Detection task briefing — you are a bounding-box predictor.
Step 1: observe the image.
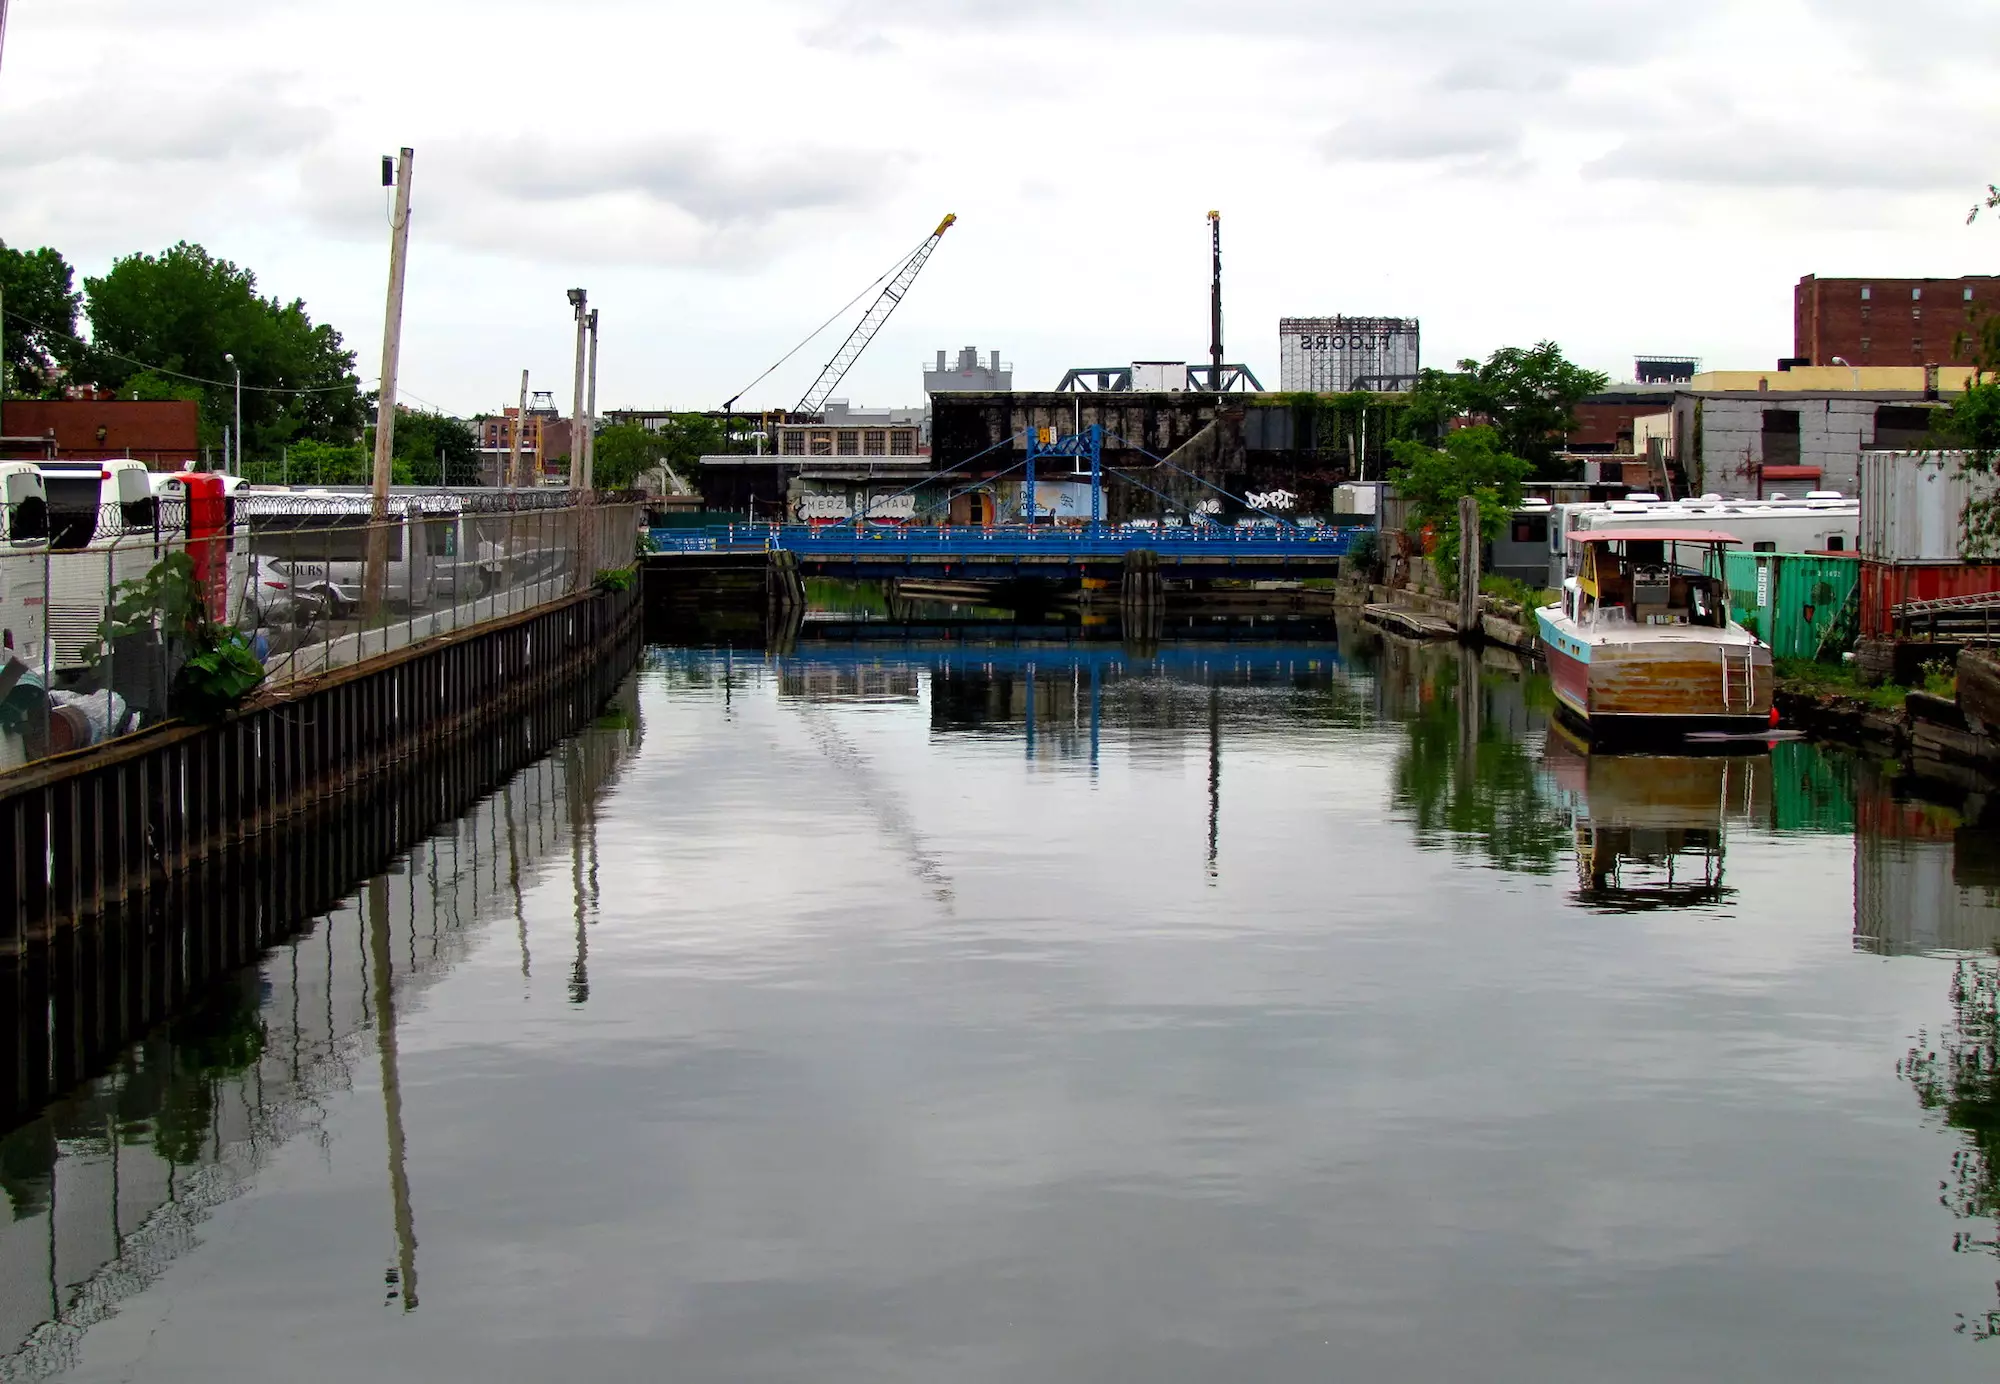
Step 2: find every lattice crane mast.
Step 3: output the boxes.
[793,213,955,418]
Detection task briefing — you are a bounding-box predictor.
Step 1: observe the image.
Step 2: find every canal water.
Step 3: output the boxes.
[4,612,2000,1380]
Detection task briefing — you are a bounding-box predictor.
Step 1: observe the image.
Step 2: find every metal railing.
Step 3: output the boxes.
[0,500,641,773]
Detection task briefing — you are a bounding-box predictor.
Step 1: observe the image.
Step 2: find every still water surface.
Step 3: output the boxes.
[4,616,2000,1380]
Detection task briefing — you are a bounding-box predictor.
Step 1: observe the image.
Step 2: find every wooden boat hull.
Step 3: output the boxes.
[1538,609,1773,737]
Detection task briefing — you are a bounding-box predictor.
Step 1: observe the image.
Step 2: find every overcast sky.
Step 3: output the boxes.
[2,0,1995,416]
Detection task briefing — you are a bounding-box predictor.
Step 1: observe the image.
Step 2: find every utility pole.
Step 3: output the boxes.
[1207,210,1224,393]
[369,148,415,615]
[583,309,600,491]
[566,288,588,489]
[507,369,528,488]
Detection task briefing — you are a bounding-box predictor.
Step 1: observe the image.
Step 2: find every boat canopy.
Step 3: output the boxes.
[1568,528,1743,546]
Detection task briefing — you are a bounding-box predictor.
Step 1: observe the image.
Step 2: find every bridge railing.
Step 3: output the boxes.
[650,522,1367,559]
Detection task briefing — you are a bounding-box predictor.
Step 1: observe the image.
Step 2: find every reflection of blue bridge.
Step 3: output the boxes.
[771,637,1354,681]
[650,523,1361,580]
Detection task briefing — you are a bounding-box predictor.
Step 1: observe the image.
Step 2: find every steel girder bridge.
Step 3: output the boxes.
[649,426,1365,581]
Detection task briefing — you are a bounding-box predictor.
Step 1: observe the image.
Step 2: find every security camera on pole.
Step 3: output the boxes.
[567,289,588,490]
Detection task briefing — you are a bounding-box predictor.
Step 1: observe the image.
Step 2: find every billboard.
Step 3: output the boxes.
[1279,317,1420,393]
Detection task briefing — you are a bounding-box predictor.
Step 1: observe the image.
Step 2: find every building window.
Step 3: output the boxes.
[1861,337,1871,351]
[1861,286,1872,301]
[890,431,915,457]
[1913,307,1923,321]
[1968,287,1977,302]
[1913,287,1923,301]
[1761,408,1801,466]
[810,431,834,456]
[1827,536,1846,551]
[782,430,805,456]
[864,430,887,455]
[836,430,860,456]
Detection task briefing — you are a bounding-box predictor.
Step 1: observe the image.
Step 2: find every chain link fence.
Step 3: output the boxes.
[0,491,641,772]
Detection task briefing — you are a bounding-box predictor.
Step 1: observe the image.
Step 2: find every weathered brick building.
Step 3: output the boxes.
[0,399,200,468]
[1795,275,1997,368]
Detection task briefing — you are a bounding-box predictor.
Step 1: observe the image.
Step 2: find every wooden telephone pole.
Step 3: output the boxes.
[507,369,528,488]
[367,148,415,616]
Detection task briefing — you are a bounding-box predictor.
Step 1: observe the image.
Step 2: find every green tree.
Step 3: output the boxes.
[83,242,367,460]
[592,415,729,490]
[1948,184,2000,553]
[0,240,83,397]
[1386,425,1530,587]
[1401,342,1608,479]
[392,409,480,486]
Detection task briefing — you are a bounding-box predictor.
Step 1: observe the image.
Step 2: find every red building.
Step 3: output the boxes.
[1795,274,1997,368]
[0,399,201,469]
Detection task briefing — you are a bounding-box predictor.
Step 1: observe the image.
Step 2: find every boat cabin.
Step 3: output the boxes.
[1562,529,1740,631]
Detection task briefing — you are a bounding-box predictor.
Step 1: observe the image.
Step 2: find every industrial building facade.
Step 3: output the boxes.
[1278,317,1420,392]
[1794,275,1996,368]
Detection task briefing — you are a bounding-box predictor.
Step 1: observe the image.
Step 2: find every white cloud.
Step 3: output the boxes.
[0,0,1993,414]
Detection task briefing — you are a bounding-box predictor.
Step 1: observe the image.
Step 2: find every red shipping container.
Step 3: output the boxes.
[1858,558,2000,638]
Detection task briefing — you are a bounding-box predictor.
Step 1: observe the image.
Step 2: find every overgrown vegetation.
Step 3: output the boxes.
[1947,183,2000,554]
[1398,341,1608,480]
[0,237,368,464]
[92,552,266,720]
[1479,574,1556,612]
[1386,425,1529,590]
[1773,656,1920,713]
[594,566,637,593]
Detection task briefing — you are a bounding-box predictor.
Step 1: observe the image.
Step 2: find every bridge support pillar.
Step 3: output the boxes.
[1120,549,1162,610]
[767,551,805,617]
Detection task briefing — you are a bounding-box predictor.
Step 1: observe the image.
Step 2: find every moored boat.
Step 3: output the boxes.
[1535,529,1772,738]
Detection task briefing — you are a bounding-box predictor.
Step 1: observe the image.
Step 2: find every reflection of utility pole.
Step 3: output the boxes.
[503,784,529,982]
[567,748,590,1005]
[1206,681,1221,882]
[367,877,419,1312]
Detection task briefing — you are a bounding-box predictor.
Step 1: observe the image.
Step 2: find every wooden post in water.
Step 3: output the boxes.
[1457,494,1481,642]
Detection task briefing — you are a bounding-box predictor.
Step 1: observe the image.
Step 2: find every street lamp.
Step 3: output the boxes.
[1831,356,1861,390]
[223,352,242,475]
[567,289,588,490]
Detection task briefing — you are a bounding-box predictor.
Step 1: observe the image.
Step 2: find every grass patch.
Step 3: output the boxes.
[1480,575,1557,611]
[1774,657,1917,712]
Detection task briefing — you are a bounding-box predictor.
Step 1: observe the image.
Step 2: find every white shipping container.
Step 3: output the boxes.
[1279,317,1419,393]
[1859,449,1998,563]
[1130,361,1185,392]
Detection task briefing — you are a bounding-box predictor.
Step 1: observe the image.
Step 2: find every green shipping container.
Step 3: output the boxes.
[1716,551,1860,660]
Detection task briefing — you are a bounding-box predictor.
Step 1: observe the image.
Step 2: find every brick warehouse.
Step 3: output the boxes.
[1795,274,1997,369]
[0,399,200,468]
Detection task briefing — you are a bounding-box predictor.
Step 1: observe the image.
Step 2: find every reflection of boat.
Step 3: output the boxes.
[1542,728,1748,910]
[1536,530,1773,738]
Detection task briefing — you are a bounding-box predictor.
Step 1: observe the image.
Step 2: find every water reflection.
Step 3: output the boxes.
[22,600,2000,1371]
[1383,644,1570,877]
[0,682,641,1376]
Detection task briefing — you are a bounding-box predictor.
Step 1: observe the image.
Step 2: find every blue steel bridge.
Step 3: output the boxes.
[648,425,1367,581]
[649,521,1362,580]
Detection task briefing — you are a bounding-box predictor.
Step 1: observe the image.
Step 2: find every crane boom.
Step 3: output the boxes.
[794,213,955,418]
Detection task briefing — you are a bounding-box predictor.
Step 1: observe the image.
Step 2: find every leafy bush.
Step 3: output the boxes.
[594,566,636,593]
[1479,574,1555,612]
[92,552,266,720]
[1387,425,1530,590]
